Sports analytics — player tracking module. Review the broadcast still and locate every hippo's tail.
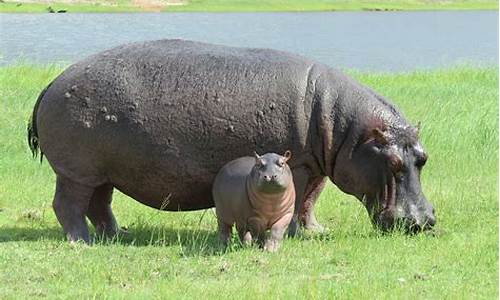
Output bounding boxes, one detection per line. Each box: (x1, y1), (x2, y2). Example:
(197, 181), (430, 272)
(27, 82), (52, 162)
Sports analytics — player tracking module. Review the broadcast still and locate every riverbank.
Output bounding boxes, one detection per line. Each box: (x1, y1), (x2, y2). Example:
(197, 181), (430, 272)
(0, 0), (497, 13)
(0, 64), (497, 298)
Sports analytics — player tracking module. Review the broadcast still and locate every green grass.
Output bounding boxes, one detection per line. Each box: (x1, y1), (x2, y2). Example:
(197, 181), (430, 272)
(0, 0), (497, 13)
(0, 0), (143, 13)
(0, 64), (497, 298)
(165, 0), (499, 12)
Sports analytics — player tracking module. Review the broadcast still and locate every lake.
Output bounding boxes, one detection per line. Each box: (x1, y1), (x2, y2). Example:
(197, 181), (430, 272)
(0, 11), (497, 71)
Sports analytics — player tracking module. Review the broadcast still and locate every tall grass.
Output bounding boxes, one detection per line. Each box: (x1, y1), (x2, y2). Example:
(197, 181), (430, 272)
(0, 64), (497, 298)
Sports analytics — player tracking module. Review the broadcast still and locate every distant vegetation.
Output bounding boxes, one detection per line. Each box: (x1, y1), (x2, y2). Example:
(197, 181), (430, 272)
(0, 0), (498, 13)
(0, 64), (497, 298)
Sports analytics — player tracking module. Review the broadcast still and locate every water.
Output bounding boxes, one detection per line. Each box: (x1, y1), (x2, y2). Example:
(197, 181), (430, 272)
(0, 11), (497, 71)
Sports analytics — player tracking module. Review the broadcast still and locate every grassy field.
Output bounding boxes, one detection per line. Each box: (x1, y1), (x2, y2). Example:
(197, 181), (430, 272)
(0, 64), (497, 298)
(0, 0), (498, 13)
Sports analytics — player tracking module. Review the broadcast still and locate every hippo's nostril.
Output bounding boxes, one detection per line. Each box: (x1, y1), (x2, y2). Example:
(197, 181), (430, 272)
(426, 215), (436, 227)
(263, 175), (271, 182)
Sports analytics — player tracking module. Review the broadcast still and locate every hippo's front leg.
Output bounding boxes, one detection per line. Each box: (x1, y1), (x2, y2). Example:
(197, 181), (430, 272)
(300, 176), (327, 232)
(264, 213), (293, 252)
(288, 167), (310, 237)
(247, 216), (266, 245)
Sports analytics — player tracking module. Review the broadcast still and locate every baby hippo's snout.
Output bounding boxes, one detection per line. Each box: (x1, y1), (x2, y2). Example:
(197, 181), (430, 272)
(262, 174), (274, 182)
(262, 173), (280, 185)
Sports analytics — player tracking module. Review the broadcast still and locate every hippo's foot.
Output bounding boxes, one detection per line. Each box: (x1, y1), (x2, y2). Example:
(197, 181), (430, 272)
(86, 184), (120, 239)
(263, 239), (281, 252)
(301, 211), (325, 234)
(240, 231), (253, 246)
(235, 223), (253, 246)
(52, 176), (94, 244)
(303, 219), (325, 233)
(288, 214), (325, 237)
(93, 225), (122, 240)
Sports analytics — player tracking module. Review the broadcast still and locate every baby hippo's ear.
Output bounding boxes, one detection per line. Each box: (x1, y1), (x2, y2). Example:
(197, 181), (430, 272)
(283, 150), (292, 162)
(254, 151), (263, 165)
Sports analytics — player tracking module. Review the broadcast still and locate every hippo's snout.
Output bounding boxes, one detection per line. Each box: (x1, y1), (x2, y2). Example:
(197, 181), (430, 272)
(400, 205), (436, 232)
(376, 201), (436, 233)
(401, 214), (436, 233)
(424, 207), (436, 227)
(263, 174), (279, 182)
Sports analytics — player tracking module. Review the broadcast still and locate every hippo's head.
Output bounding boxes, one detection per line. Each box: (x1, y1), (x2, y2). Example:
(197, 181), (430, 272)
(250, 151), (293, 194)
(332, 122), (435, 233)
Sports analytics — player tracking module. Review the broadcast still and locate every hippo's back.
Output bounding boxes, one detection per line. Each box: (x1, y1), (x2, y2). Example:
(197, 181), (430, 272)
(35, 39), (321, 211)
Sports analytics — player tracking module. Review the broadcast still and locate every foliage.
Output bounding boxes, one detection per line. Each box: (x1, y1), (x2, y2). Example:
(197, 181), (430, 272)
(0, 64), (497, 298)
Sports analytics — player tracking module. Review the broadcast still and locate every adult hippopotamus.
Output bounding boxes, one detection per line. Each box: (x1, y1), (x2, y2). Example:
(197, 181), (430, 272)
(28, 39), (435, 243)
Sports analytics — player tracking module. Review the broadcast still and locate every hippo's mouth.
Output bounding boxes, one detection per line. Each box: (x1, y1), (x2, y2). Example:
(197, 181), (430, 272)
(258, 181), (287, 194)
(381, 175), (397, 214)
(362, 174), (397, 230)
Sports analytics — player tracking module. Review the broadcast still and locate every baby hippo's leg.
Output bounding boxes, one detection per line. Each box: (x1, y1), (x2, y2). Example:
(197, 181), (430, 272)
(218, 220), (232, 247)
(264, 213), (293, 252)
(236, 223), (252, 246)
(247, 216), (266, 246)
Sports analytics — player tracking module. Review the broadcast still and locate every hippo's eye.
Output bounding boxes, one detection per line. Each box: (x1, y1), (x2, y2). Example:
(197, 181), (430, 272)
(388, 154), (403, 173)
(277, 160), (285, 167)
(256, 159), (266, 169)
(394, 169), (405, 180)
(415, 153), (428, 168)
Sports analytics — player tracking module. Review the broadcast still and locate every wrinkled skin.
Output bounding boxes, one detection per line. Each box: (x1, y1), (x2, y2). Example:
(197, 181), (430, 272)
(334, 125), (435, 232)
(213, 152), (295, 252)
(28, 39), (435, 243)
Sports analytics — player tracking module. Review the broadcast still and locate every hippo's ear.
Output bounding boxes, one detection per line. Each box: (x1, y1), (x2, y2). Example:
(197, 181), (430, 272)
(283, 150), (292, 162)
(415, 121), (421, 137)
(372, 128), (389, 145)
(254, 151), (263, 165)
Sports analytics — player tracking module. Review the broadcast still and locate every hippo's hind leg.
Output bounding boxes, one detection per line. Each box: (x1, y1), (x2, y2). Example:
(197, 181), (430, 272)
(86, 183), (119, 238)
(52, 176), (95, 243)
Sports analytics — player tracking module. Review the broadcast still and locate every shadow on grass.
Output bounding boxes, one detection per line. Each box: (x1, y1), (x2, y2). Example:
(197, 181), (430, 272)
(0, 224), (226, 257)
(0, 223), (438, 257)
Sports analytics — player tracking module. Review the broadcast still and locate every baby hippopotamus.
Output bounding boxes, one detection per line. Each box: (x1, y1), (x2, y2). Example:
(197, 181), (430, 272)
(213, 151), (295, 252)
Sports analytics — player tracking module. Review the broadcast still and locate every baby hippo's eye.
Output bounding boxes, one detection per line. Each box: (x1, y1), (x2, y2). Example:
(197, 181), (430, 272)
(256, 158), (266, 168)
(277, 160), (285, 167)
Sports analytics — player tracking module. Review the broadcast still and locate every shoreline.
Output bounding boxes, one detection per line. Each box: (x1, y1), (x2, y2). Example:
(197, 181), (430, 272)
(0, 1), (498, 13)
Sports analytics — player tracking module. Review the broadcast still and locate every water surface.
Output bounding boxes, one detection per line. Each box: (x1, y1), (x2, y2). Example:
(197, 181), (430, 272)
(0, 11), (497, 70)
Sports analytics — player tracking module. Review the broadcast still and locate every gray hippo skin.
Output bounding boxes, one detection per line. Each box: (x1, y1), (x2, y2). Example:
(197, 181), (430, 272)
(213, 151), (295, 252)
(28, 39), (436, 243)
